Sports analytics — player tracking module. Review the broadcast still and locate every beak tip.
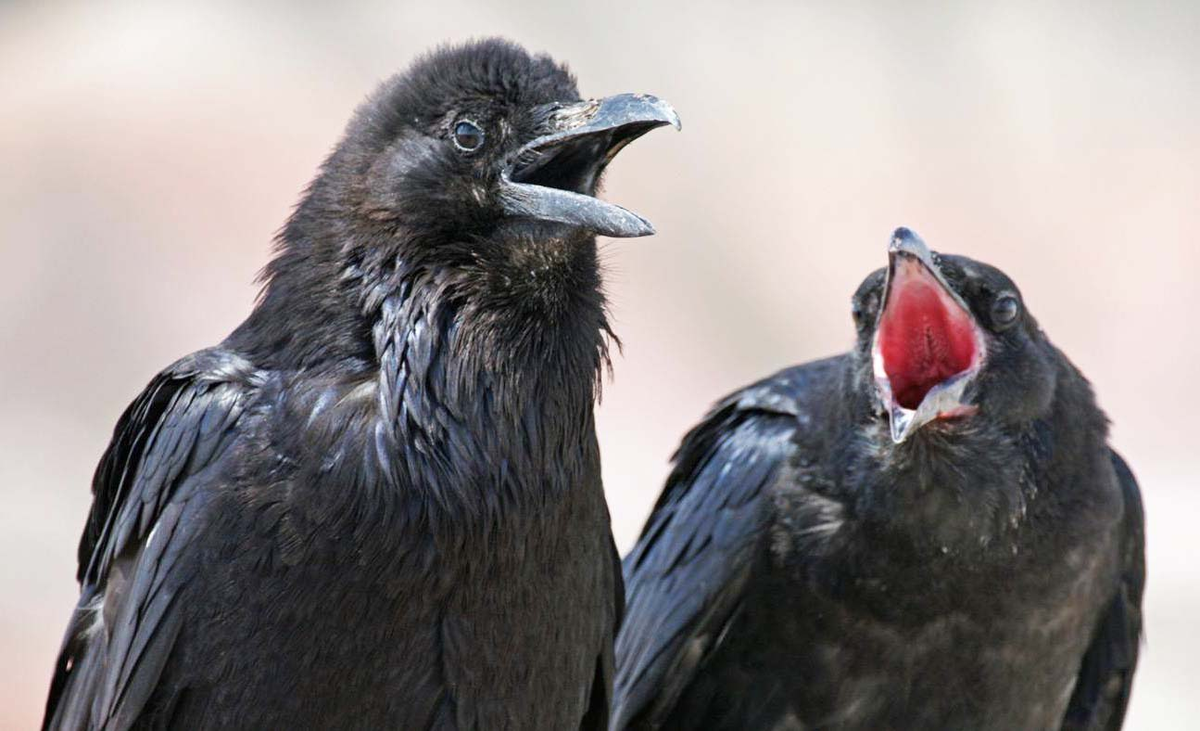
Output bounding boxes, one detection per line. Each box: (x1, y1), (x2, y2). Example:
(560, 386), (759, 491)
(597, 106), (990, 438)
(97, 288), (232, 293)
(890, 226), (920, 248)
(887, 409), (909, 444)
(634, 93), (681, 130)
(646, 101), (681, 131)
(888, 226), (932, 263)
(615, 219), (656, 238)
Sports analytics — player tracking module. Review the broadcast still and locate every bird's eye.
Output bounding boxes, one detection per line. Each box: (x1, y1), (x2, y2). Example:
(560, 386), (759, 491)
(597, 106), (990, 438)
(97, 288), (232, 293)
(851, 278), (885, 332)
(851, 295), (877, 330)
(991, 294), (1021, 328)
(452, 120), (485, 152)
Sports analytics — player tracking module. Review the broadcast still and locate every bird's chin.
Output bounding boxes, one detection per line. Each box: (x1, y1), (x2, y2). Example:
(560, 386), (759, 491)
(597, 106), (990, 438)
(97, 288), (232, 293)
(875, 395), (980, 446)
(492, 218), (596, 245)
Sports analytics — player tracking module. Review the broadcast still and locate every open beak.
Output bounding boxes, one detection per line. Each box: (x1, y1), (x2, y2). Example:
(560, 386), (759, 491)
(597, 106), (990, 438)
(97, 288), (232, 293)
(872, 228), (987, 443)
(498, 93), (681, 238)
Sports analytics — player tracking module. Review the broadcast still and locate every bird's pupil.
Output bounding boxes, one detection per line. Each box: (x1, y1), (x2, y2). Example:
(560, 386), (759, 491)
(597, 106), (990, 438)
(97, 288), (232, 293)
(454, 121), (484, 151)
(995, 296), (1019, 324)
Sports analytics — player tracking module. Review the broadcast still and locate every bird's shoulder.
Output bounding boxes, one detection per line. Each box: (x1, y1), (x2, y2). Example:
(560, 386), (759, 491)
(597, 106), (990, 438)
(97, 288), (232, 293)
(635, 356), (845, 558)
(78, 347), (262, 584)
(661, 355), (844, 500)
(612, 355), (846, 729)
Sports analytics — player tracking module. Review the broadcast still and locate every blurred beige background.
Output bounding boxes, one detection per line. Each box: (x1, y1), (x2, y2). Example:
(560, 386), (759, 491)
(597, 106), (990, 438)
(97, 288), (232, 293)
(2, 0), (1196, 727)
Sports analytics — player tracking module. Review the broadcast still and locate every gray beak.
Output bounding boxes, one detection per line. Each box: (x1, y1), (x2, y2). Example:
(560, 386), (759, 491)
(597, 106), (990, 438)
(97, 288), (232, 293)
(498, 93), (681, 238)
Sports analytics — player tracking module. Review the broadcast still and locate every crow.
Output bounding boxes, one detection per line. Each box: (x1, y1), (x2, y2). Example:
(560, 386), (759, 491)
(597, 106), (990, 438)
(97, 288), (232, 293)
(613, 228), (1144, 730)
(44, 39), (679, 730)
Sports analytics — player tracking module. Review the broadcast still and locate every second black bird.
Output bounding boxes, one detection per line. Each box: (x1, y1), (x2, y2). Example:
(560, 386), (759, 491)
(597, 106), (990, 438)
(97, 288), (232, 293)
(614, 228), (1144, 730)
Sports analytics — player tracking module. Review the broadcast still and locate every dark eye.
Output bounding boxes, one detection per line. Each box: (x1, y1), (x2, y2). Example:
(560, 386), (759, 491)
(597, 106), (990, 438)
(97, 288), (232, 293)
(992, 294), (1021, 328)
(851, 299), (866, 326)
(452, 120), (484, 152)
(851, 294), (877, 330)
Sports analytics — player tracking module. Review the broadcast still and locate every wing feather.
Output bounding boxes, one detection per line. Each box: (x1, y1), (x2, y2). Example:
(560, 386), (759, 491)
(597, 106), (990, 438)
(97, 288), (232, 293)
(613, 362), (837, 729)
(44, 350), (255, 731)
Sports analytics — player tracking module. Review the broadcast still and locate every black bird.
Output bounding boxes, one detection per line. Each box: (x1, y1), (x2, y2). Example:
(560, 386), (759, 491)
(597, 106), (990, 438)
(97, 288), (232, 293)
(45, 39), (679, 730)
(613, 228), (1144, 730)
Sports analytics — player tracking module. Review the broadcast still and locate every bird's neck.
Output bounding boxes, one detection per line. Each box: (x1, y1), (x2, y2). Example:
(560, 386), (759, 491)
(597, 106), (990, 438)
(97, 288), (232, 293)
(366, 240), (611, 487)
(848, 363), (1106, 556)
(853, 418), (1035, 554)
(232, 225), (610, 514)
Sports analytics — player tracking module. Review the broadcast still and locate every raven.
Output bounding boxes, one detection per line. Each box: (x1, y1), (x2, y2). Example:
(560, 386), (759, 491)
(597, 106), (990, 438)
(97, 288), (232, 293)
(45, 39), (678, 730)
(613, 228), (1144, 730)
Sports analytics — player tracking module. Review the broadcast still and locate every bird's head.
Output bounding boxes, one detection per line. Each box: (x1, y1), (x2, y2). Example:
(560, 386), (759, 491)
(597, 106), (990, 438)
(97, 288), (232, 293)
(315, 39), (678, 255)
(850, 228), (1058, 444)
(250, 40), (679, 371)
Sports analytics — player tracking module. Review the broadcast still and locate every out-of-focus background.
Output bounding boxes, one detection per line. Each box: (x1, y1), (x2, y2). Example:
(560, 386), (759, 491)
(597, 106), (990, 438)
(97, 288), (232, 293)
(2, 0), (1196, 727)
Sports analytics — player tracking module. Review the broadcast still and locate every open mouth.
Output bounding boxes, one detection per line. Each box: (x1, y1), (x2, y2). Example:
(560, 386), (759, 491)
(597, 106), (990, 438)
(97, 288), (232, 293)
(510, 120), (666, 196)
(872, 228), (985, 443)
(511, 134), (609, 195)
(498, 93), (680, 238)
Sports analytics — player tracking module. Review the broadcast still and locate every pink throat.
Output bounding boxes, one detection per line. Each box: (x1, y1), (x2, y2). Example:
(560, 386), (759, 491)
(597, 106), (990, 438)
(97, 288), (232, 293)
(877, 258), (977, 410)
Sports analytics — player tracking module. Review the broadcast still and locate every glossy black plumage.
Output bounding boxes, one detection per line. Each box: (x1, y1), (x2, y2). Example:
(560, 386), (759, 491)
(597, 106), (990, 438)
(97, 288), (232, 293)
(45, 39), (676, 730)
(613, 247), (1144, 730)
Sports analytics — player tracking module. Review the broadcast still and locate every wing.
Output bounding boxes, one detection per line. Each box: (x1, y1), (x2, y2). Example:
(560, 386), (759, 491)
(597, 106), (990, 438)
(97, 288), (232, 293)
(1060, 449), (1146, 731)
(612, 361), (837, 729)
(44, 350), (255, 731)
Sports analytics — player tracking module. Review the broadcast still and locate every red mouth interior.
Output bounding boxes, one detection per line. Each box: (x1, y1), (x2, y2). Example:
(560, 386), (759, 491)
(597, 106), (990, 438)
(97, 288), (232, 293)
(878, 257), (978, 410)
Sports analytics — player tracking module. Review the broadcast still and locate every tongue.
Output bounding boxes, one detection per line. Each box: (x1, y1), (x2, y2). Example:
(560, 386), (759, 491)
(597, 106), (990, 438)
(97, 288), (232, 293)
(878, 258), (977, 410)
